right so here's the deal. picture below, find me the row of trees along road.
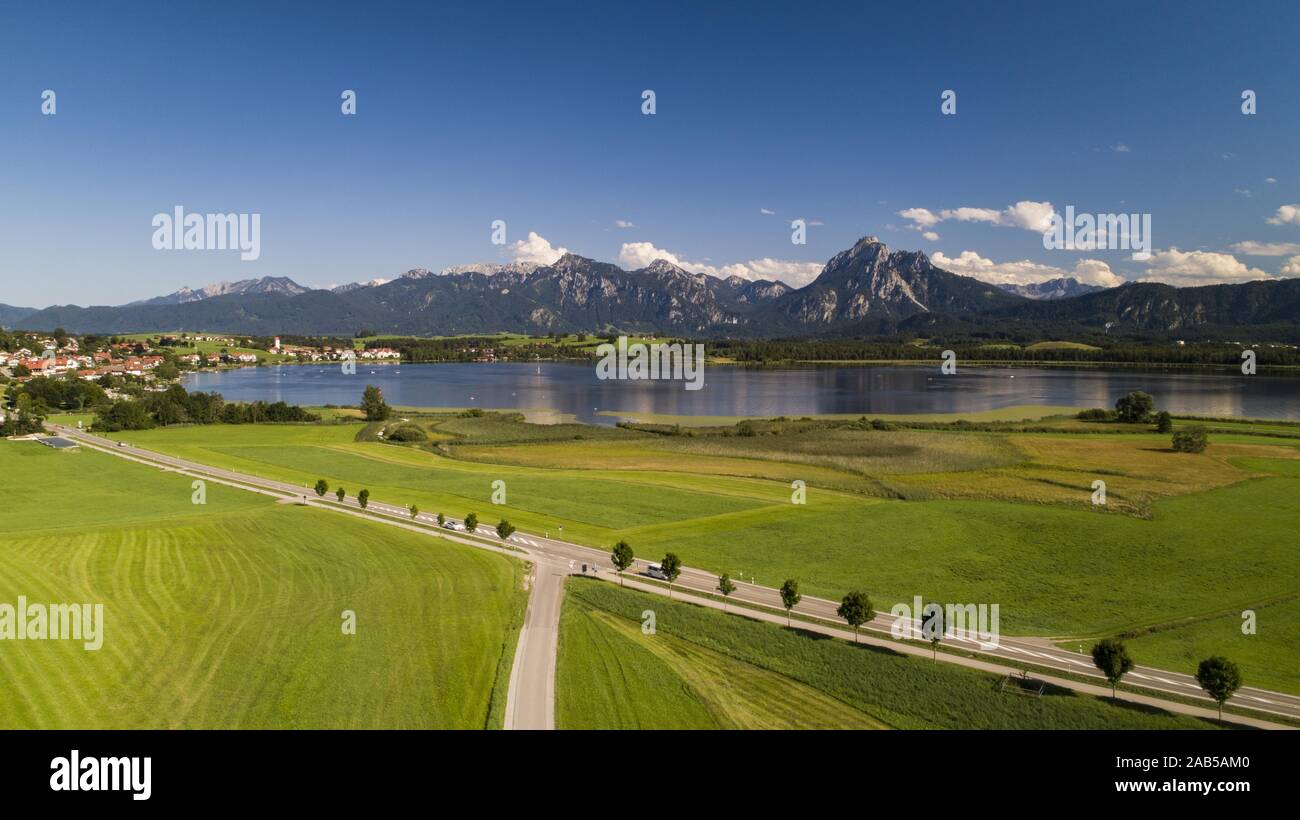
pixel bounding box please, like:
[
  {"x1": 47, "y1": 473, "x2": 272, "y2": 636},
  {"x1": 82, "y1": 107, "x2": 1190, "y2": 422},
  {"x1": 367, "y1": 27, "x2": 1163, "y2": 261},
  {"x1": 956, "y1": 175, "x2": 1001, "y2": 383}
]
[{"x1": 606, "y1": 541, "x2": 1245, "y2": 722}]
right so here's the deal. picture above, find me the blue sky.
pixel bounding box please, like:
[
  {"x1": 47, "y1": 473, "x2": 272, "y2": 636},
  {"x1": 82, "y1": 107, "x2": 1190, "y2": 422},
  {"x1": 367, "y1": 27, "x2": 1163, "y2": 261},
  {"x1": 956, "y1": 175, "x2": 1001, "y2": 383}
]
[{"x1": 2, "y1": 0, "x2": 1299, "y2": 307}]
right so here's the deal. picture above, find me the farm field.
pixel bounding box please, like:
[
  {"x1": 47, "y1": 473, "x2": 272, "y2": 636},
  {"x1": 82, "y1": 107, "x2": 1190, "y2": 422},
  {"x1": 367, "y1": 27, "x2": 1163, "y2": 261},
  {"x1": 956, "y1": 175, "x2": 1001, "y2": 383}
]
[
  {"x1": 596, "y1": 403, "x2": 1083, "y2": 426},
  {"x1": 557, "y1": 580, "x2": 1217, "y2": 730},
  {"x1": 1116, "y1": 597, "x2": 1300, "y2": 696},
  {"x1": 107, "y1": 413, "x2": 1300, "y2": 674},
  {"x1": 0, "y1": 441, "x2": 526, "y2": 729},
  {"x1": 113, "y1": 422, "x2": 778, "y2": 544}
]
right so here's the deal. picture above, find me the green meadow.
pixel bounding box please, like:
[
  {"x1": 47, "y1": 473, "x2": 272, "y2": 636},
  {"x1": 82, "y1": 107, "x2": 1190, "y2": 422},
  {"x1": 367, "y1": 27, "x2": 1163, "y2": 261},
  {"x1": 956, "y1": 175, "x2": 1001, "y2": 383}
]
[
  {"x1": 557, "y1": 580, "x2": 1217, "y2": 730},
  {"x1": 110, "y1": 411, "x2": 1300, "y2": 692},
  {"x1": 1119, "y1": 597, "x2": 1300, "y2": 696},
  {"x1": 0, "y1": 441, "x2": 526, "y2": 729}
]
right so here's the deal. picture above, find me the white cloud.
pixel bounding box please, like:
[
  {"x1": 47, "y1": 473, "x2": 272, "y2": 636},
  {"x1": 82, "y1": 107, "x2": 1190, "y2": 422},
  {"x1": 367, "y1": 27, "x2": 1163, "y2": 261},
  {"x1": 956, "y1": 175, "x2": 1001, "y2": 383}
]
[
  {"x1": 618, "y1": 241, "x2": 688, "y2": 270},
  {"x1": 1111, "y1": 143, "x2": 1131, "y2": 153},
  {"x1": 1229, "y1": 241, "x2": 1300, "y2": 256},
  {"x1": 942, "y1": 206, "x2": 1003, "y2": 224},
  {"x1": 1266, "y1": 205, "x2": 1300, "y2": 226},
  {"x1": 999, "y1": 201, "x2": 1057, "y2": 231},
  {"x1": 931, "y1": 250, "x2": 1124, "y2": 287},
  {"x1": 760, "y1": 208, "x2": 775, "y2": 215},
  {"x1": 614, "y1": 219, "x2": 636, "y2": 229},
  {"x1": 1071, "y1": 259, "x2": 1125, "y2": 287},
  {"x1": 733, "y1": 258, "x2": 825, "y2": 286},
  {"x1": 897, "y1": 207, "x2": 940, "y2": 227},
  {"x1": 1283, "y1": 256, "x2": 1300, "y2": 276},
  {"x1": 1137, "y1": 248, "x2": 1270, "y2": 287},
  {"x1": 617, "y1": 241, "x2": 823, "y2": 287},
  {"x1": 507, "y1": 231, "x2": 568, "y2": 265},
  {"x1": 1265, "y1": 177, "x2": 1278, "y2": 184},
  {"x1": 1234, "y1": 188, "x2": 1252, "y2": 197},
  {"x1": 920, "y1": 230, "x2": 939, "y2": 241},
  {"x1": 898, "y1": 200, "x2": 1054, "y2": 234}
]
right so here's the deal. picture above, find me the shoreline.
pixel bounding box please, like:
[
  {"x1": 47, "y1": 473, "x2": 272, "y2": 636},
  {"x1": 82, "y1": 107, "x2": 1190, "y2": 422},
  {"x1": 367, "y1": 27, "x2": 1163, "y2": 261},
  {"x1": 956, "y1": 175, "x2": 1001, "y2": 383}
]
[{"x1": 201, "y1": 357, "x2": 1300, "y2": 375}]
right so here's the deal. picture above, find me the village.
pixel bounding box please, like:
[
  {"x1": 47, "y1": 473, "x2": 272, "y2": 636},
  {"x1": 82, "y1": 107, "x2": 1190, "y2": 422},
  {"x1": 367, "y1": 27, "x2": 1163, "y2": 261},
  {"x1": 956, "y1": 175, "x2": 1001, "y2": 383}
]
[{"x1": 0, "y1": 332, "x2": 404, "y2": 386}]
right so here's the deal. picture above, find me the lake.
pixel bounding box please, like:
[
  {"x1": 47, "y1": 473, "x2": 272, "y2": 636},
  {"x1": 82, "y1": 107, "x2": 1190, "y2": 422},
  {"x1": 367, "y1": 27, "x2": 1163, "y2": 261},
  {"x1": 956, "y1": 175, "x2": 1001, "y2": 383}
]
[{"x1": 181, "y1": 362, "x2": 1300, "y2": 424}]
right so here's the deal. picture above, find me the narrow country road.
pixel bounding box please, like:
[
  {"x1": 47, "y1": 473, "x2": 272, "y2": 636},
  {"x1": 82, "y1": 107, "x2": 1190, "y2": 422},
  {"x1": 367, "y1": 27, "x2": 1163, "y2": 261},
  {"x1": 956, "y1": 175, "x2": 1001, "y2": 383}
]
[
  {"x1": 50, "y1": 425, "x2": 1300, "y2": 728},
  {"x1": 503, "y1": 559, "x2": 566, "y2": 730}
]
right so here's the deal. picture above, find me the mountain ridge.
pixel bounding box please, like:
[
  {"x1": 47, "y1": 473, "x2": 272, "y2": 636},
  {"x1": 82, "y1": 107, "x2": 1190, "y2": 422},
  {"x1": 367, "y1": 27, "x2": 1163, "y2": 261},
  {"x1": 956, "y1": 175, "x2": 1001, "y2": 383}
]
[{"x1": 9, "y1": 237, "x2": 1299, "y2": 340}]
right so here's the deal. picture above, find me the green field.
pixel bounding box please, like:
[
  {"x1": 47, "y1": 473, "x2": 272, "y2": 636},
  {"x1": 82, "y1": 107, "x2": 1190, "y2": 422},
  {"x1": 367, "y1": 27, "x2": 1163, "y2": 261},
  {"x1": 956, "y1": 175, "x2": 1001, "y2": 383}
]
[
  {"x1": 106, "y1": 412, "x2": 1300, "y2": 693},
  {"x1": 0, "y1": 440, "x2": 526, "y2": 729},
  {"x1": 1119, "y1": 597, "x2": 1300, "y2": 696},
  {"x1": 557, "y1": 580, "x2": 1218, "y2": 730},
  {"x1": 596, "y1": 403, "x2": 1083, "y2": 426}
]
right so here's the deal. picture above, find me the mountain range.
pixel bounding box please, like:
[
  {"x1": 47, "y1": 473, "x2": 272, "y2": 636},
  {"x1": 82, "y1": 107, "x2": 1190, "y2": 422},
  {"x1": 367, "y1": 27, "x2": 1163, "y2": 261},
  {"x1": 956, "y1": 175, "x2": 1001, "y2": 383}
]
[
  {"x1": 6, "y1": 236, "x2": 1299, "y2": 341},
  {"x1": 0, "y1": 304, "x2": 38, "y2": 328},
  {"x1": 996, "y1": 277, "x2": 1105, "y2": 300},
  {"x1": 128, "y1": 276, "x2": 310, "y2": 306}
]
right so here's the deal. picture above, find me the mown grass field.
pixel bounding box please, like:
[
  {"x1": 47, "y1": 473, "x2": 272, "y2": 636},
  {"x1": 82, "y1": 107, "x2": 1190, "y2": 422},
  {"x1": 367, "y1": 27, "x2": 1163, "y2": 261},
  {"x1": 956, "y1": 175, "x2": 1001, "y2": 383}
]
[
  {"x1": 0, "y1": 441, "x2": 526, "y2": 729},
  {"x1": 558, "y1": 590, "x2": 887, "y2": 729},
  {"x1": 109, "y1": 412, "x2": 1300, "y2": 692},
  {"x1": 1118, "y1": 597, "x2": 1300, "y2": 696},
  {"x1": 557, "y1": 580, "x2": 1218, "y2": 730},
  {"x1": 596, "y1": 404, "x2": 1083, "y2": 426},
  {"x1": 113, "y1": 422, "x2": 782, "y2": 545}
]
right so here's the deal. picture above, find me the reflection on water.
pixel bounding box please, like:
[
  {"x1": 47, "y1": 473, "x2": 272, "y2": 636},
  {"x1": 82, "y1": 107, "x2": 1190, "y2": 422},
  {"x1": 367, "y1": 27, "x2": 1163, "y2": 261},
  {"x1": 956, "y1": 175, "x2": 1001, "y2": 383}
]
[{"x1": 184, "y1": 362, "x2": 1300, "y2": 425}]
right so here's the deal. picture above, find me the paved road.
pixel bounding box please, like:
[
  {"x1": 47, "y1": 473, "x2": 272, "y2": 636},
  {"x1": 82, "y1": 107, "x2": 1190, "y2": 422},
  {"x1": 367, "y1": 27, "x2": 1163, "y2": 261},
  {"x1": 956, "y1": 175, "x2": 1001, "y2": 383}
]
[
  {"x1": 503, "y1": 559, "x2": 565, "y2": 730},
  {"x1": 53, "y1": 425, "x2": 1300, "y2": 726}
]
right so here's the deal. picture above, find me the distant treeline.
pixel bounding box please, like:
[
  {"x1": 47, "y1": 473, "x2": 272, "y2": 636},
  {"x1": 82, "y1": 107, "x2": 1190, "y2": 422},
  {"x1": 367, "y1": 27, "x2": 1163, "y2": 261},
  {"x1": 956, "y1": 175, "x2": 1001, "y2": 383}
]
[
  {"x1": 94, "y1": 385, "x2": 319, "y2": 431},
  {"x1": 248, "y1": 334, "x2": 355, "y2": 350},
  {"x1": 364, "y1": 337, "x2": 592, "y2": 362},
  {"x1": 704, "y1": 338, "x2": 1300, "y2": 366}
]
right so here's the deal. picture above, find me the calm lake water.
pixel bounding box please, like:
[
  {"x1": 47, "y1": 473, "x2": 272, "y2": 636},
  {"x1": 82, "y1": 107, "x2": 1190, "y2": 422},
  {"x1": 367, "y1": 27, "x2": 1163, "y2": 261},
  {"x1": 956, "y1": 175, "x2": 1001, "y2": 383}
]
[{"x1": 182, "y1": 362, "x2": 1300, "y2": 424}]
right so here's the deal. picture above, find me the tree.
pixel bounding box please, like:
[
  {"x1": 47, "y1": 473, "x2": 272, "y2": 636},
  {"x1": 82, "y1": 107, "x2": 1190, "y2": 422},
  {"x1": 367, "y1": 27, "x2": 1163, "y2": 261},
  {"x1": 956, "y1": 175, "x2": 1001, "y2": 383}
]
[
  {"x1": 610, "y1": 541, "x2": 634, "y2": 586},
  {"x1": 779, "y1": 579, "x2": 802, "y2": 627},
  {"x1": 314, "y1": 479, "x2": 329, "y2": 497},
  {"x1": 357, "y1": 488, "x2": 370, "y2": 509},
  {"x1": 360, "y1": 384, "x2": 391, "y2": 421},
  {"x1": 464, "y1": 512, "x2": 478, "y2": 533},
  {"x1": 1172, "y1": 426, "x2": 1209, "y2": 453},
  {"x1": 437, "y1": 512, "x2": 445, "y2": 526},
  {"x1": 1196, "y1": 656, "x2": 1242, "y2": 722},
  {"x1": 155, "y1": 361, "x2": 180, "y2": 381},
  {"x1": 716, "y1": 574, "x2": 736, "y2": 612},
  {"x1": 1091, "y1": 638, "x2": 1135, "y2": 698},
  {"x1": 335, "y1": 486, "x2": 346, "y2": 502},
  {"x1": 409, "y1": 504, "x2": 420, "y2": 519},
  {"x1": 660, "y1": 552, "x2": 682, "y2": 598},
  {"x1": 837, "y1": 590, "x2": 873, "y2": 643},
  {"x1": 496, "y1": 519, "x2": 515, "y2": 539},
  {"x1": 1114, "y1": 391, "x2": 1155, "y2": 424},
  {"x1": 922, "y1": 605, "x2": 945, "y2": 660},
  {"x1": 1154, "y1": 410, "x2": 1173, "y2": 433}
]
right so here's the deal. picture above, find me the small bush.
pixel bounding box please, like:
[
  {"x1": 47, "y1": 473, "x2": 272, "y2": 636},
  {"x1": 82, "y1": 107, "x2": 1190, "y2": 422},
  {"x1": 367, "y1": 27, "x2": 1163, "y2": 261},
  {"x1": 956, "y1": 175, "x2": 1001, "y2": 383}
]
[
  {"x1": 1171, "y1": 427, "x2": 1208, "y2": 453},
  {"x1": 1077, "y1": 408, "x2": 1115, "y2": 421},
  {"x1": 1155, "y1": 411, "x2": 1173, "y2": 433},
  {"x1": 386, "y1": 423, "x2": 428, "y2": 442}
]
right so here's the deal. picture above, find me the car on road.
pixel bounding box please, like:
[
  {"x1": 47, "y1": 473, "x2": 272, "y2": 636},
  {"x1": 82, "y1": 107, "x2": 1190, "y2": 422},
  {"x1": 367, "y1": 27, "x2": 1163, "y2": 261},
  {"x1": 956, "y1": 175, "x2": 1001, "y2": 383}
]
[
  {"x1": 441, "y1": 521, "x2": 462, "y2": 531},
  {"x1": 646, "y1": 564, "x2": 668, "y2": 580}
]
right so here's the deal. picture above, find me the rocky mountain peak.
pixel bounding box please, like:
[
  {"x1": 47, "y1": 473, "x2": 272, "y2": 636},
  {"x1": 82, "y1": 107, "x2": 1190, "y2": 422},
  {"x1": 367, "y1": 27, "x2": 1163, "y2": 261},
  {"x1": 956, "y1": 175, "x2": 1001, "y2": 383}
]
[{"x1": 643, "y1": 259, "x2": 686, "y2": 276}]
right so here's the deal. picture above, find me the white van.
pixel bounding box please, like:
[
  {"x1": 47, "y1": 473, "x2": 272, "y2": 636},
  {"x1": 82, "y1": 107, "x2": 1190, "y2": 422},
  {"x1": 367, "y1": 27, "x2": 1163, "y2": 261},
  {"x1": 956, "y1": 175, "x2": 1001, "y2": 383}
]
[{"x1": 646, "y1": 564, "x2": 668, "y2": 580}]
